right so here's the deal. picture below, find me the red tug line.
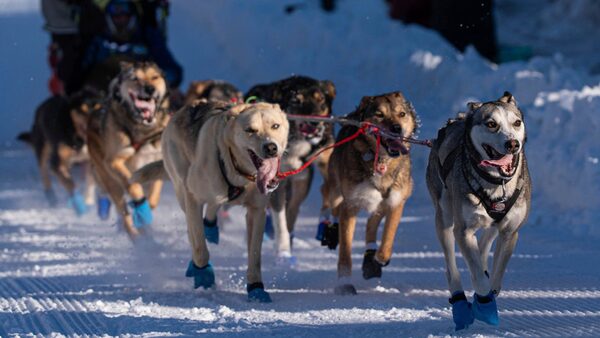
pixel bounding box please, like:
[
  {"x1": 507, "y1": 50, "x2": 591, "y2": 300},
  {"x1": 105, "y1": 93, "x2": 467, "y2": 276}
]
[{"x1": 275, "y1": 114, "x2": 432, "y2": 180}]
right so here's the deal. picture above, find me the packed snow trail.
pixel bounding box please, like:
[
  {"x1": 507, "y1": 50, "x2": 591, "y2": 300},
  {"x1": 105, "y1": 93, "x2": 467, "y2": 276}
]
[{"x1": 1, "y1": 149, "x2": 600, "y2": 337}]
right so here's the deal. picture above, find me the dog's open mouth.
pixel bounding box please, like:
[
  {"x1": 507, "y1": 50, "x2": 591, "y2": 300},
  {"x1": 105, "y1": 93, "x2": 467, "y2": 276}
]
[
  {"x1": 480, "y1": 143, "x2": 518, "y2": 176},
  {"x1": 129, "y1": 91, "x2": 157, "y2": 124},
  {"x1": 381, "y1": 138, "x2": 409, "y2": 158},
  {"x1": 298, "y1": 122, "x2": 324, "y2": 144},
  {"x1": 248, "y1": 149, "x2": 279, "y2": 194}
]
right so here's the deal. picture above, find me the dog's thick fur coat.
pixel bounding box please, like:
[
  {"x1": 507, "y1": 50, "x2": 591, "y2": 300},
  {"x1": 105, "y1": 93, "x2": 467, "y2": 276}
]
[
  {"x1": 327, "y1": 91, "x2": 417, "y2": 294},
  {"x1": 87, "y1": 61, "x2": 170, "y2": 237},
  {"x1": 246, "y1": 75, "x2": 336, "y2": 258},
  {"x1": 138, "y1": 100, "x2": 289, "y2": 295},
  {"x1": 426, "y1": 92, "x2": 531, "y2": 298}
]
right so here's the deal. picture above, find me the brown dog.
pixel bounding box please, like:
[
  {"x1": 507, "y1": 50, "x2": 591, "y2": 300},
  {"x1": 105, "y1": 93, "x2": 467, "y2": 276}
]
[
  {"x1": 18, "y1": 88, "x2": 102, "y2": 214},
  {"x1": 246, "y1": 75, "x2": 336, "y2": 263},
  {"x1": 184, "y1": 80, "x2": 244, "y2": 106},
  {"x1": 87, "y1": 61, "x2": 170, "y2": 238},
  {"x1": 326, "y1": 91, "x2": 417, "y2": 295}
]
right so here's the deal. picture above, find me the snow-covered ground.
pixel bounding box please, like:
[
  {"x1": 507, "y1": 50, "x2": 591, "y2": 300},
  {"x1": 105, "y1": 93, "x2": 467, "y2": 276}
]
[{"x1": 1, "y1": 0, "x2": 599, "y2": 336}]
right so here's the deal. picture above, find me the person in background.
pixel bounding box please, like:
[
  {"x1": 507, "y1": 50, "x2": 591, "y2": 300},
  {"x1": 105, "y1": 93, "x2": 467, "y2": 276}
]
[
  {"x1": 41, "y1": 0, "x2": 85, "y2": 95},
  {"x1": 82, "y1": 0, "x2": 183, "y2": 97}
]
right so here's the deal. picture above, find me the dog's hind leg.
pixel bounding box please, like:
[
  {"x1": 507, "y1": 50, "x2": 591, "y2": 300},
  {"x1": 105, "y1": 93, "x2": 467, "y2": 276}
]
[
  {"x1": 83, "y1": 162, "x2": 96, "y2": 206},
  {"x1": 489, "y1": 230, "x2": 519, "y2": 295},
  {"x1": 38, "y1": 143, "x2": 56, "y2": 205},
  {"x1": 479, "y1": 227, "x2": 498, "y2": 278},
  {"x1": 184, "y1": 193, "x2": 209, "y2": 268},
  {"x1": 285, "y1": 168, "x2": 312, "y2": 236},
  {"x1": 50, "y1": 144, "x2": 75, "y2": 195},
  {"x1": 270, "y1": 184, "x2": 292, "y2": 258},
  {"x1": 362, "y1": 209, "x2": 385, "y2": 279},
  {"x1": 145, "y1": 179, "x2": 163, "y2": 209},
  {"x1": 365, "y1": 209, "x2": 384, "y2": 248}
]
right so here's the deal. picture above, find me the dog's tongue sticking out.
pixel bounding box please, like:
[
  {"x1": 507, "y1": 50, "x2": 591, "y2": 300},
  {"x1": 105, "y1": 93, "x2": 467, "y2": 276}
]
[
  {"x1": 256, "y1": 157, "x2": 279, "y2": 194},
  {"x1": 134, "y1": 98, "x2": 156, "y2": 120},
  {"x1": 480, "y1": 154, "x2": 513, "y2": 173}
]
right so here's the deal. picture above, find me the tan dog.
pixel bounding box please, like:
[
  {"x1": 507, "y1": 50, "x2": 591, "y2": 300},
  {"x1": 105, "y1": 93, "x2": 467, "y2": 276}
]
[
  {"x1": 134, "y1": 100, "x2": 289, "y2": 302},
  {"x1": 87, "y1": 61, "x2": 170, "y2": 238},
  {"x1": 326, "y1": 92, "x2": 417, "y2": 295},
  {"x1": 18, "y1": 89, "x2": 102, "y2": 214}
]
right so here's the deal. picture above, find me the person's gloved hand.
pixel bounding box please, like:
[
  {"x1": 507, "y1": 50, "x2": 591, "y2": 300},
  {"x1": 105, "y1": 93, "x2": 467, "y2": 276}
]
[{"x1": 128, "y1": 197, "x2": 153, "y2": 228}]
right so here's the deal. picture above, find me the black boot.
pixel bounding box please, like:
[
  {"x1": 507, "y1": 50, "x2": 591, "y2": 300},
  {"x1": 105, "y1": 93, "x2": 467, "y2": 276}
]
[
  {"x1": 321, "y1": 221, "x2": 339, "y2": 250},
  {"x1": 362, "y1": 249, "x2": 389, "y2": 279}
]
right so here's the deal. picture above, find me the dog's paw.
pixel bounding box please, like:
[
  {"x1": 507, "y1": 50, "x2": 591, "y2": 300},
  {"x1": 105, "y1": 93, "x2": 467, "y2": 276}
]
[
  {"x1": 44, "y1": 189, "x2": 58, "y2": 207},
  {"x1": 362, "y1": 249, "x2": 388, "y2": 280},
  {"x1": 97, "y1": 196, "x2": 112, "y2": 220},
  {"x1": 334, "y1": 283, "x2": 357, "y2": 296},
  {"x1": 315, "y1": 219, "x2": 327, "y2": 241},
  {"x1": 247, "y1": 283, "x2": 272, "y2": 303},
  {"x1": 185, "y1": 260, "x2": 215, "y2": 289},
  {"x1": 68, "y1": 192, "x2": 88, "y2": 216},
  {"x1": 450, "y1": 291, "x2": 475, "y2": 331},
  {"x1": 472, "y1": 291, "x2": 499, "y2": 326},
  {"x1": 203, "y1": 218, "x2": 219, "y2": 244},
  {"x1": 128, "y1": 197, "x2": 153, "y2": 228},
  {"x1": 321, "y1": 222, "x2": 339, "y2": 250}
]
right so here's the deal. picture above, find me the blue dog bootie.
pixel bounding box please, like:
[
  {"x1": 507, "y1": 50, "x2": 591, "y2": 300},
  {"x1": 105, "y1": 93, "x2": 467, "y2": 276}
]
[
  {"x1": 204, "y1": 218, "x2": 219, "y2": 244},
  {"x1": 128, "y1": 197, "x2": 153, "y2": 228},
  {"x1": 185, "y1": 260, "x2": 215, "y2": 289},
  {"x1": 97, "y1": 195, "x2": 112, "y2": 220},
  {"x1": 247, "y1": 282, "x2": 272, "y2": 303},
  {"x1": 473, "y1": 291, "x2": 499, "y2": 326},
  {"x1": 68, "y1": 191, "x2": 88, "y2": 216},
  {"x1": 450, "y1": 291, "x2": 475, "y2": 331}
]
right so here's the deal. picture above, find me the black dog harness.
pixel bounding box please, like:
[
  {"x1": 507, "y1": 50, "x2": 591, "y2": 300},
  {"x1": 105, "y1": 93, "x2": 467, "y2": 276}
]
[
  {"x1": 438, "y1": 128, "x2": 524, "y2": 223},
  {"x1": 217, "y1": 148, "x2": 257, "y2": 202}
]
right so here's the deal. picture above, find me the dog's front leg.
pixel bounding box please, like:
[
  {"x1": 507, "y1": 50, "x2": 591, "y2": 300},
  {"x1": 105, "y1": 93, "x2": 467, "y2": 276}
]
[
  {"x1": 246, "y1": 205, "x2": 272, "y2": 302},
  {"x1": 377, "y1": 202, "x2": 405, "y2": 264},
  {"x1": 146, "y1": 179, "x2": 163, "y2": 209},
  {"x1": 454, "y1": 225, "x2": 491, "y2": 296},
  {"x1": 478, "y1": 227, "x2": 499, "y2": 277},
  {"x1": 489, "y1": 230, "x2": 519, "y2": 295},
  {"x1": 84, "y1": 161, "x2": 96, "y2": 206},
  {"x1": 110, "y1": 156, "x2": 144, "y2": 200}
]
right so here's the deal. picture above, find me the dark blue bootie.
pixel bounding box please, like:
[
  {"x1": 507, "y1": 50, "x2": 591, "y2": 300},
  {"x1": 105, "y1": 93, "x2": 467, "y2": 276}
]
[
  {"x1": 247, "y1": 282, "x2": 272, "y2": 303},
  {"x1": 204, "y1": 218, "x2": 219, "y2": 244},
  {"x1": 472, "y1": 291, "x2": 499, "y2": 326},
  {"x1": 450, "y1": 291, "x2": 475, "y2": 331},
  {"x1": 185, "y1": 260, "x2": 215, "y2": 289}
]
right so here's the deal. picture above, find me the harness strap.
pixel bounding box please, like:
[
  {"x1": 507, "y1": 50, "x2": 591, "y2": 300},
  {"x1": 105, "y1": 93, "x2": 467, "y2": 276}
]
[{"x1": 217, "y1": 149, "x2": 246, "y2": 201}]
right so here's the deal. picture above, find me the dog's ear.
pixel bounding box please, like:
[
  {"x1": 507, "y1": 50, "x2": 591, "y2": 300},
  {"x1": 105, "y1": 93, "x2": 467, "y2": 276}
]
[
  {"x1": 319, "y1": 80, "x2": 336, "y2": 102},
  {"x1": 499, "y1": 91, "x2": 518, "y2": 106},
  {"x1": 347, "y1": 96, "x2": 372, "y2": 120},
  {"x1": 119, "y1": 61, "x2": 133, "y2": 73},
  {"x1": 467, "y1": 102, "x2": 483, "y2": 111}
]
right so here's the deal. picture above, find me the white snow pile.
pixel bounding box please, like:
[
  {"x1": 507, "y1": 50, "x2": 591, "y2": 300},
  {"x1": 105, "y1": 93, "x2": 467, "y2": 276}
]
[{"x1": 172, "y1": 1, "x2": 600, "y2": 237}]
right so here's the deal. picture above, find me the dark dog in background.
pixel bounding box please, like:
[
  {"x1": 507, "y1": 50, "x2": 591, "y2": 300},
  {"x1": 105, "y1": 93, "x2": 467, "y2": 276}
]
[
  {"x1": 246, "y1": 75, "x2": 336, "y2": 264},
  {"x1": 184, "y1": 80, "x2": 244, "y2": 106},
  {"x1": 326, "y1": 92, "x2": 417, "y2": 295},
  {"x1": 18, "y1": 88, "x2": 103, "y2": 215}
]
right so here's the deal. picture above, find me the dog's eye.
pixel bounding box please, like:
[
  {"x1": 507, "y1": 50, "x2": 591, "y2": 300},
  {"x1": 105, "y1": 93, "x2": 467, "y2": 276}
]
[
  {"x1": 151, "y1": 76, "x2": 160, "y2": 81},
  {"x1": 374, "y1": 111, "x2": 384, "y2": 118},
  {"x1": 245, "y1": 127, "x2": 258, "y2": 134},
  {"x1": 399, "y1": 111, "x2": 406, "y2": 117},
  {"x1": 513, "y1": 120, "x2": 522, "y2": 127},
  {"x1": 486, "y1": 121, "x2": 498, "y2": 129},
  {"x1": 271, "y1": 124, "x2": 280, "y2": 130}
]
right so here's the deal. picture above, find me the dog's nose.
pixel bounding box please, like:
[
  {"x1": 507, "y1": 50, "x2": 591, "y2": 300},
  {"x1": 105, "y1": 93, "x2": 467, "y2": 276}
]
[
  {"x1": 390, "y1": 124, "x2": 402, "y2": 134},
  {"x1": 143, "y1": 84, "x2": 155, "y2": 96},
  {"x1": 263, "y1": 142, "x2": 278, "y2": 158},
  {"x1": 505, "y1": 139, "x2": 520, "y2": 153}
]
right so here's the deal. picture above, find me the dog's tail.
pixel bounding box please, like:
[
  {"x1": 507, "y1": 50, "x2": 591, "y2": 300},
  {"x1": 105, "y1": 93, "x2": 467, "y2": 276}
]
[
  {"x1": 132, "y1": 160, "x2": 168, "y2": 184},
  {"x1": 17, "y1": 132, "x2": 32, "y2": 145}
]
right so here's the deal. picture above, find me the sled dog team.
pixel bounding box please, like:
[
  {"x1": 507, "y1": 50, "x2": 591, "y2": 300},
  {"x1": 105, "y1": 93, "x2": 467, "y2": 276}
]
[{"x1": 20, "y1": 61, "x2": 531, "y2": 330}]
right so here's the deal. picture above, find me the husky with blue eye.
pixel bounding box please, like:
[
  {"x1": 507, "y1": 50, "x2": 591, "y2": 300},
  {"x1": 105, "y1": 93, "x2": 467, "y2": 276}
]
[{"x1": 426, "y1": 92, "x2": 531, "y2": 330}]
